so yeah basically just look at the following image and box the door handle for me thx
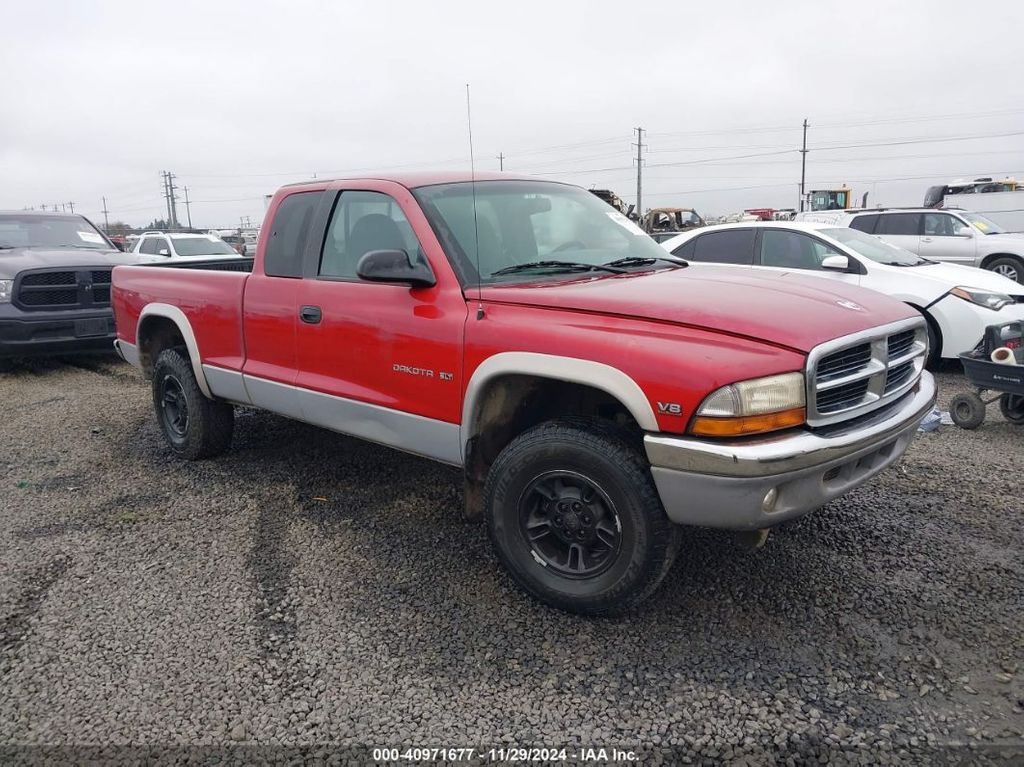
[921,237,933,243]
[299,305,322,324]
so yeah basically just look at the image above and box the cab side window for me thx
[923,213,961,236]
[139,236,161,255]
[319,191,421,279]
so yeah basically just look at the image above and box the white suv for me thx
[131,232,241,261]
[795,208,1024,284]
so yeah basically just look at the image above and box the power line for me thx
[812,129,1024,152]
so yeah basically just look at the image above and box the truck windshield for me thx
[822,228,927,266]
[170,236,238,256]
[413,180,674,283]
[0,215,111,250]
[960,212,1005,235]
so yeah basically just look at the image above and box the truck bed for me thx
[112,261,250,371]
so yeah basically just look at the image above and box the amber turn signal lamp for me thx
[690,407,806,437]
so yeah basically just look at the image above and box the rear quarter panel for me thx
[112,265,248,370]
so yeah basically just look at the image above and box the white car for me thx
[661,221,1024,364]
[131,232,241,261]
[794,207,1024,283]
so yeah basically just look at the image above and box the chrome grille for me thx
[807,318,928,427]
[887,330,916,360]
[816,342,871,382]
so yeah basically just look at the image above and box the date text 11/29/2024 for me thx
[372,747,638,762]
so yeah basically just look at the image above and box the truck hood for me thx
[479,266,917,353]
[0,247,144,278]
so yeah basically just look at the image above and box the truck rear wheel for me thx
[484,418,678,615]
[152,348,234,459]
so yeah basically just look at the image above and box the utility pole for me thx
[183,187,193,229]
[497,152,505,171]
[162,171,173,227]
[799,118,809,212]
[168,173,179,229]
[67,201,75,214]
[632,127,645,217]
[101,196,110,231]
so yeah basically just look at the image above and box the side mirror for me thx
[356,249,435,288]
[157,247,170,256]
[821,254,850,271]
[956,226,974,237]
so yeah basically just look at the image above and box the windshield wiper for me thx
[0,245,15,250]
[490,260,626,276]
[603,255,687,269]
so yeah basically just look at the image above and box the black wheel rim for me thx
[954,401,972,420]
[518,470,621,579]
[159,374,189,438]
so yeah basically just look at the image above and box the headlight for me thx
[950,286,1013,311]
[691,372,806,437]
[0,280,12,303]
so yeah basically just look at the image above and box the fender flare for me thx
[137,303,212,398]
[460,352,658,457]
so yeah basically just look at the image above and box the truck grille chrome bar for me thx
[806,317,928,427]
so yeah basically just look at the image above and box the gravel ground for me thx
[0,356,1021,764]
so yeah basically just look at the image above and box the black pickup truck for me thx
[0,211,142,359]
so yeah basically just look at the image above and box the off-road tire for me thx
[950,392,986,430]
[152,348,234,459]
[484,417,679,616]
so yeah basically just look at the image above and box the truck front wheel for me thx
[484,418,678,615]
[152,348,234,459]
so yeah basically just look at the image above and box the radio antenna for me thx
[466,83,484,320]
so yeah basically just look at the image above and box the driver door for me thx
[293,186,467,461]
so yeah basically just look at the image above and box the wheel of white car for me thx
[986,256,1024,284]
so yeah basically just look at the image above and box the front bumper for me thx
[0,308,116,357]
[644,372,936,530]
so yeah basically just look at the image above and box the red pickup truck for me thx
[112,172,936,614]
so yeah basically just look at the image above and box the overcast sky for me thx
[2,0,1023,229]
